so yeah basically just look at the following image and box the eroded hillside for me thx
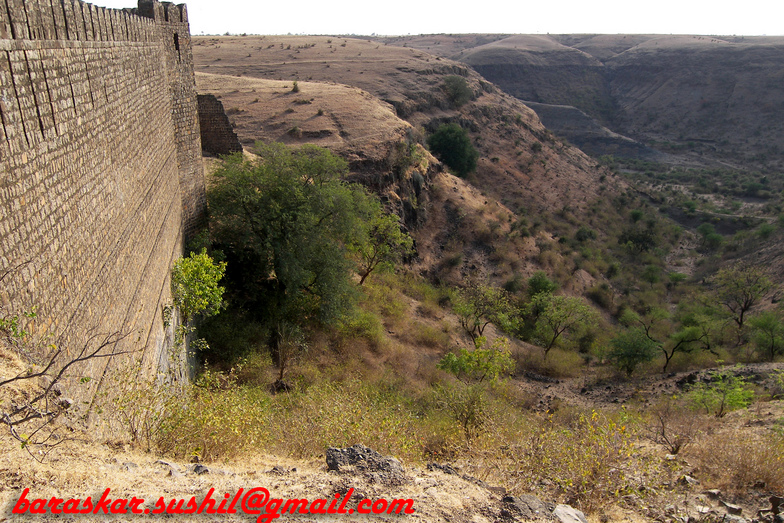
[192,35,631,290]
[382,34,784,172]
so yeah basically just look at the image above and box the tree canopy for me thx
[712,263,773,332]
[528,294,598,357]
[427,123,478,178]
[170,249,226,323]
[208,143,407,328]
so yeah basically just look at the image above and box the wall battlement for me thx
[0,0,205,397]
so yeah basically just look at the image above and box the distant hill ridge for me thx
[384,34,784,171]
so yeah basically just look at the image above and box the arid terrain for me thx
[3,32,784,523]
[378,34,784,172]
[192,35,637,290]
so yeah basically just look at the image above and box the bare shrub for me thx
[644,396,707,454]
[465,408,663,512]
[1,316,132,461]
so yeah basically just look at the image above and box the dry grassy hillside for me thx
[384,33,784,173]
[3,33,784,523]
[192,35,631,290]
[192,36,616,213]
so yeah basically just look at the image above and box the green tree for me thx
[208,143,374,328]
[436,337,513,441]
[527,271,558,297]
[618,226,657,253]
[452,283,510,341]
[353,210,414,285]
[685,369,754,418]
[696,222,715,242]
[170,249,227,323]
[704,232,724,251]
[443,75,473,107]
[641,265,661,288]
[528,294,598,357]
[271,320,308,382]
[608,328,658,376]
[437,336,514,384]
[712,263,772,334]
[621,307,711,373]
[427,123,478,178]
[575,226,596,243]
[748,311,784,361]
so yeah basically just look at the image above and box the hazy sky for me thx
[93,0,783,36]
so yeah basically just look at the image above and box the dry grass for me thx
[7,331,783,520]
[516,347,587,378]
[684,425,784,493]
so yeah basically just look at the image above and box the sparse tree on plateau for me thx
[443,75,473,107]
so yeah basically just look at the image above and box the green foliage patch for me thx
[427,123,478,178]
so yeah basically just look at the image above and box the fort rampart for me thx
[0,0,205,396]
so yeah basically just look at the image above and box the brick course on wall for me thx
[0,0,206,397]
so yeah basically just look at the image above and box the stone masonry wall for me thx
[0,0,205,399]
[135,0,205,241]
[197,94,243,156]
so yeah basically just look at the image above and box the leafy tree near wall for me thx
[207,142,411,357]
[171,249,226,323]
[427,123,478,178]
[208,144,371,327]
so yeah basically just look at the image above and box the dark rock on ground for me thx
[427,462,459,475]
[326,444,406,485]
[154,460,182,478]
[188,463,209,475]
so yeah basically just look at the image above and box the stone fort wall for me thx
[0,0,205,396]
[197,94,242,156]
